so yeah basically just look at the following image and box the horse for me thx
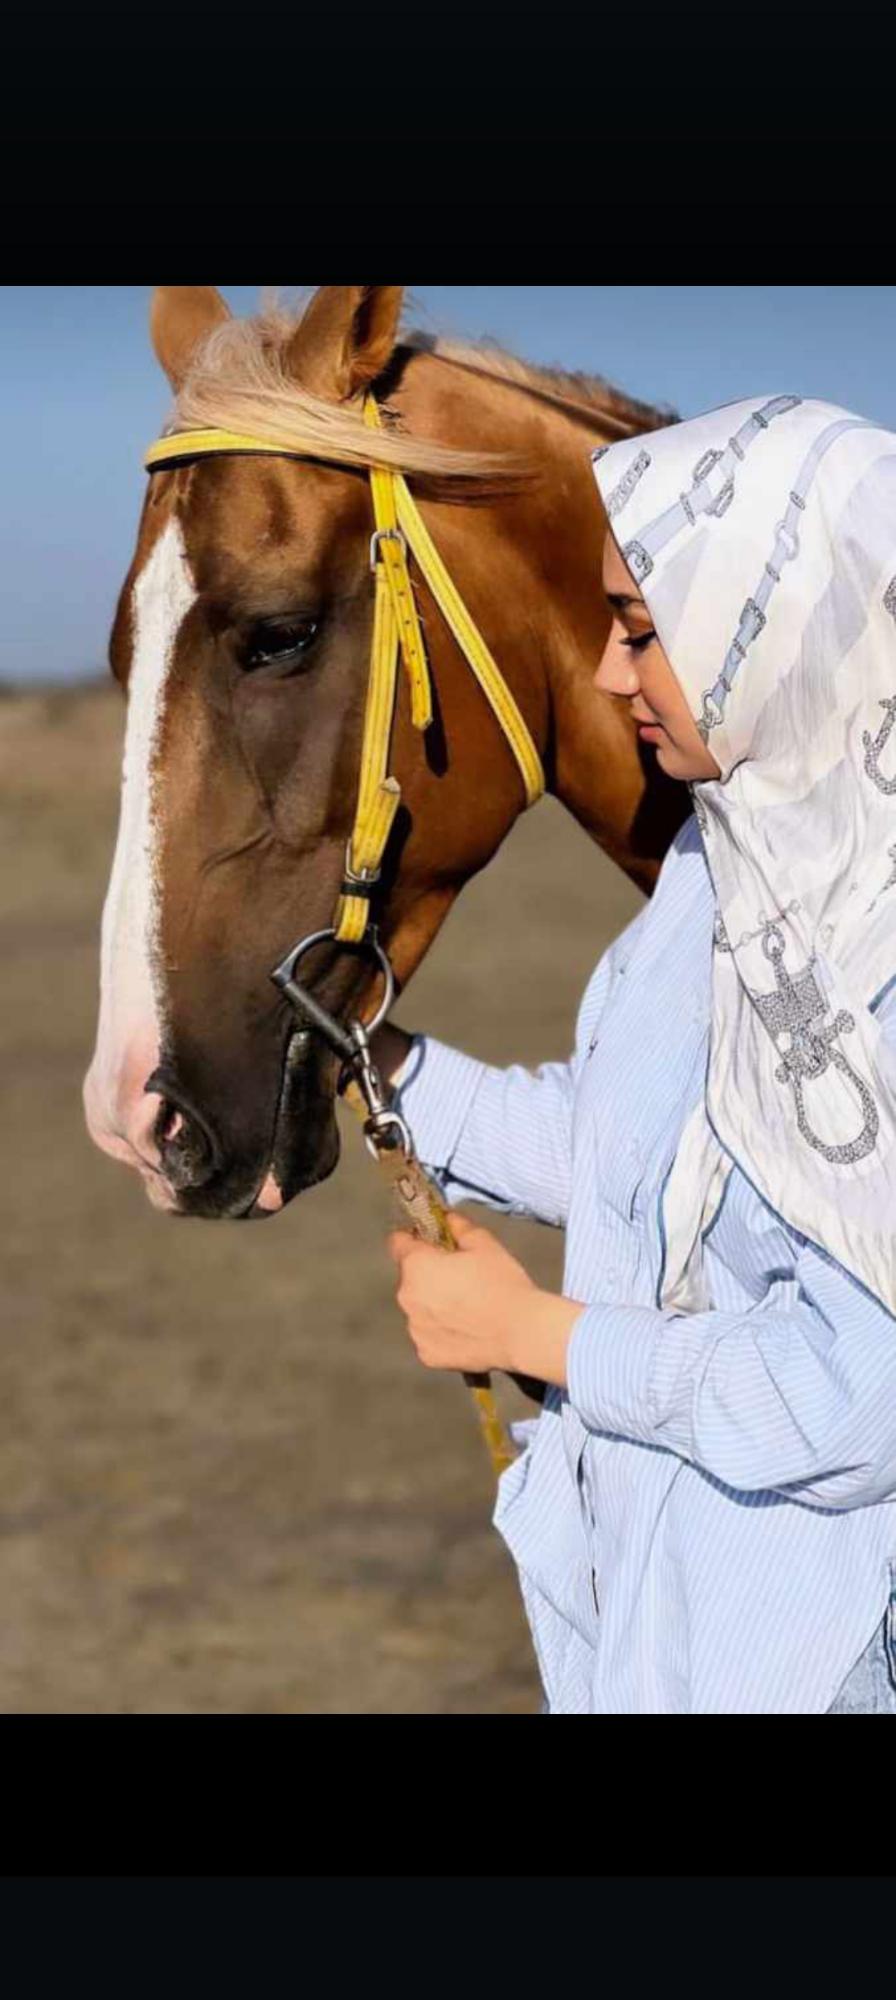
[83,284,688,1222]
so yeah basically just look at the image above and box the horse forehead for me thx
[121,515,197,730]
[133,510,196,626]
[176,455,366,581]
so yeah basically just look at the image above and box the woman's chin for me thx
[654,741,696,783]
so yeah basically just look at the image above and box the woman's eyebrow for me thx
[605,589,648,611]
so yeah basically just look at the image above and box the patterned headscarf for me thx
[592,394,896,1316]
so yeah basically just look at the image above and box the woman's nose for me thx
[594,648,640,698]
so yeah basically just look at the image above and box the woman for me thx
[375,392,896,1715]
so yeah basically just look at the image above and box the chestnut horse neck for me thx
[385,344,689,896]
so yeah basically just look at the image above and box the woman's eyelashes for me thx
[621,629,656,654]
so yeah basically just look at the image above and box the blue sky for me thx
[4,285,896,682]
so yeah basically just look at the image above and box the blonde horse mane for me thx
[167,294,674,491]
[403,328,674,439]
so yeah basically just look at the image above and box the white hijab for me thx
[591,394,896,1317]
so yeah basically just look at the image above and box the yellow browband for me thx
[144,396,545,944]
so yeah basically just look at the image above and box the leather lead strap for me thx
[341,1074,516,1479]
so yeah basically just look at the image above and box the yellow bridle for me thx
[145,394,545,945]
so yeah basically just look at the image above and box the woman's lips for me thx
[638,722,664,737]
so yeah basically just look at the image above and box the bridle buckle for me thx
[369,525,408,574]
[342,839,381,890]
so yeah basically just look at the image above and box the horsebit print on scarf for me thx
[592,395,896,1319]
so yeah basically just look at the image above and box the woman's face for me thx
[595,531,722,783]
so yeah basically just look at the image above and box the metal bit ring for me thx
[272,925,396,1039]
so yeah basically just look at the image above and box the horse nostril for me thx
[157,1101,185,1147]
[154,1097,215,1192]
[146,1074,220,1194]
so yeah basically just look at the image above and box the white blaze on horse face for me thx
[83,517,196,1178]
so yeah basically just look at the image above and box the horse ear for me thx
[285,285,404,399]
[150,286,231,389]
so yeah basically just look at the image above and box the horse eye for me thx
[242,619,320,672]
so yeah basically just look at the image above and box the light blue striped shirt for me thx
[392,815,896,1713]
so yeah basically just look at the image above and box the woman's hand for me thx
[386,1212,586,1385]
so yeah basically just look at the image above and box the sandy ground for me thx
[0,684,643,1713]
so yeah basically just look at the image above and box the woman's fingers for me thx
[386,1228,416,1263]
[445,1211,477,1244]
[387,1212,477,1265]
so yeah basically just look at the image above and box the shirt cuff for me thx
[389,1033,493,1173]
[565,1301,664,1443]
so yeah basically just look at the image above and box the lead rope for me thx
[339,1071,517,1480]
[271,937,517,1483]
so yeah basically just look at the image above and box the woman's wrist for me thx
[508,1289,587,1388]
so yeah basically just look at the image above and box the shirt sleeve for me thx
[565,1229,896,1511]
[389,912,647,1227]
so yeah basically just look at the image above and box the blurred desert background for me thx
[0,680,643,1713]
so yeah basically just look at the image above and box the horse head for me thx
[83,284,549,1217]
